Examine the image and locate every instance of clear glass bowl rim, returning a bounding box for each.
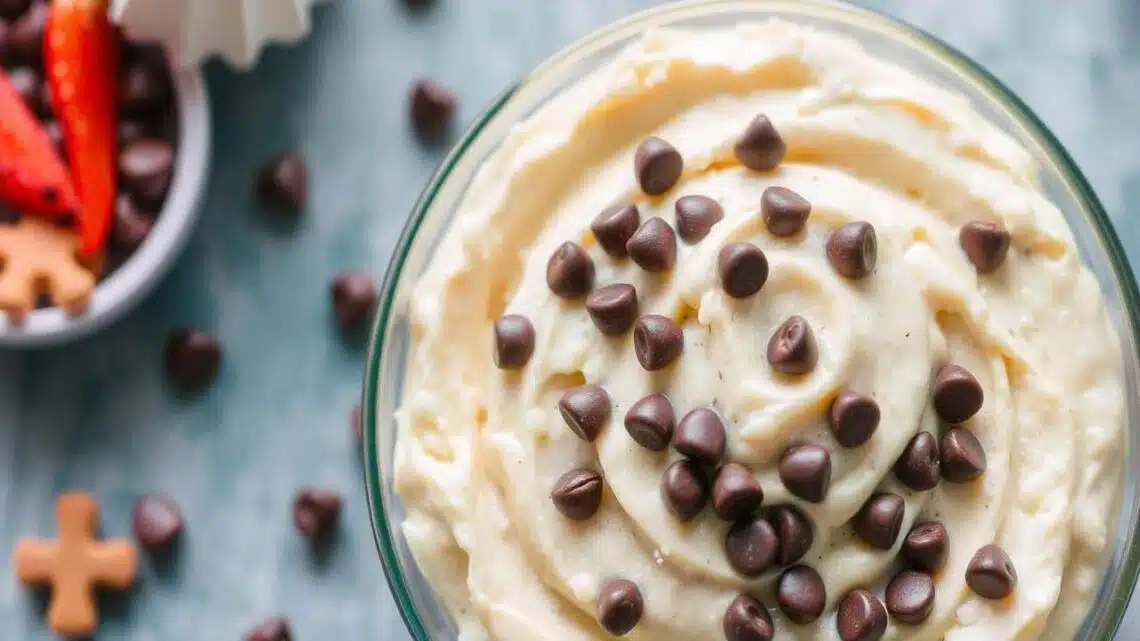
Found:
[362,1,1140,640]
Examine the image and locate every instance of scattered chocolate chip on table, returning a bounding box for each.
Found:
[165,328,223,391]
[257,151,309,212]
[246,615,293,641]
[292,487,343,540]
[131,493,185,550]
[410,78,457,137]
[330,270,378,331]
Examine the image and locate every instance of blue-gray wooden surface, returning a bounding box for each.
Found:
[2,1,1139,639]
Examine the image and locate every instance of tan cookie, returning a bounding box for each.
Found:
[13,493,138,638]
[0,218,96,319]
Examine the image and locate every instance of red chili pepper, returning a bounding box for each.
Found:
[0,69,79,220]
[45,0,119,258]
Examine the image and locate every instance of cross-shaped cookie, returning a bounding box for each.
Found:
[0,217,96,319]
[13,493,138,638]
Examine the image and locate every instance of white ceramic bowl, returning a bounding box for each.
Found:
[0,69,211,348]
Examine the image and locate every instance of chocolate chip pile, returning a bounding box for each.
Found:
[491,114,1018,640]
[0,2,180,287]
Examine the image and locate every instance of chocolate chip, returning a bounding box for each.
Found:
[634,136,683,195]
[586,284,638,335]
[246,616,292,641]
[766,505,813,566]
[940,426,986,483]
[661,459,708,521]
[546,241,595,298]
[931,364,983,423]
[119,61,172,116]
[131,493,184,550]
[828,391,879,447]
[596,578,642,636]
[410,78,457,136]
[674,195,723,243]
[826,222,877,279]
[6,1,45,62]
[893,431,940,491]
[837,589,887,641]
[633,314,683,371]
[257,151,307,212]
[624,393,675,451]
[292,487,342,539]
[712,463,763,521]
[778,444,830,503]
[0,0,32,21]
[165,328,221,391]
[626,217,677,272]
[551,468,604,520]
[723,594,774,641]
[558,384,611,442]
[853,493,905,550]
[960,221,1010,274]
[725,514,779,577]
[718,243,768,298]
[8,66,39,111]
[110,195,154,252]
[591,203,640,258]
[674,408,727,466]
[776,565,826,624]
[767,316,818,375]
[734,114,785,171]
[493,314,535,369]
[120,138,175,209]
[330,271,377,331]
[886,570,935,625]
[967,544,1017,599]
[119,120,151,146]
[761,186,811,237]
[901,521,949,572]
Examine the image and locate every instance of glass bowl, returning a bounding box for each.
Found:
[362,1,1140,640]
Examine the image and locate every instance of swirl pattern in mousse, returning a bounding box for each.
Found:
[393,20,1125,641]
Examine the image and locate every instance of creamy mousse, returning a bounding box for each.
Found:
[394,20,1125,641]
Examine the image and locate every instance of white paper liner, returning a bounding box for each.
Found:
[110,0,328,70]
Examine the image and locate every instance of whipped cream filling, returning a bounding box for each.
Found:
[394,20,1124,641]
